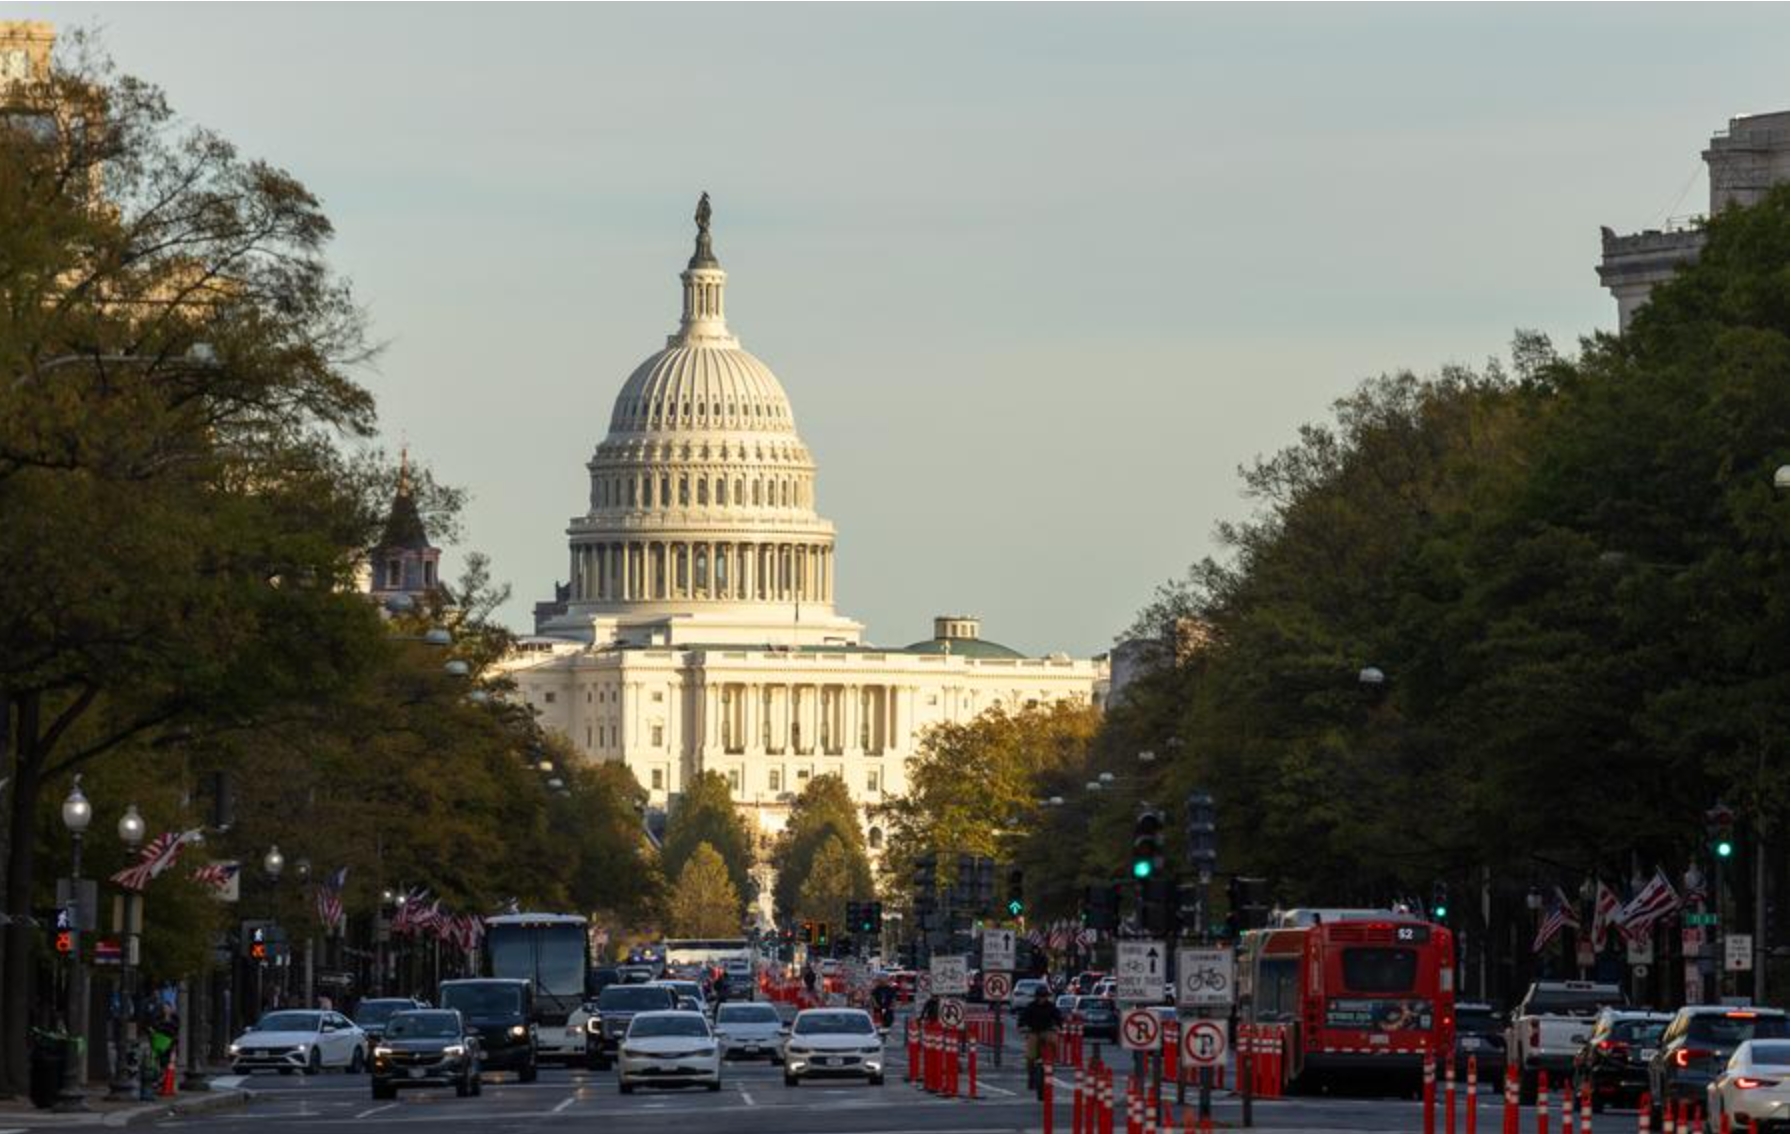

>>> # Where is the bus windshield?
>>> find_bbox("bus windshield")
[487,920,586,999]
[1341,948,1418,993]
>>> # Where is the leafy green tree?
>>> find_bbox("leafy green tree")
[794,835,857,933]
[772,774,871,922]
[667,843,741,937]
[661,771,754,912]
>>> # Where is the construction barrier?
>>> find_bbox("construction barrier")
[1637,1091,1651,1134]
[1042,1060,1055,1134]
[1466,1055,1479,1134]
[1424,1050,1437,1134]
[1504,1065,1521,1134]
[1445,1052,1457,1134]
[1236,1022,1286,1098]
[1537,1070,1551,1134]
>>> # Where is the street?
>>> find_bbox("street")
[132,1023,1654,1134]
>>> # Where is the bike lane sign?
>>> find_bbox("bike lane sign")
[1176,947,1235,1008]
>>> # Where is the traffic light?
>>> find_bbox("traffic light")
[1707,804,1736,859]
[1132,809,1164,879]
[913,852,938,931]
[1185,790,1217,882]
[249,925,268,961]
[1006,867,1025,917]
[1141,874,1175,936]
[867,901,882,934]
[848,901,878,935]
[1431,881,1449,921]
[816,922,830,948]
[800,920,815,944]
[974,857,996,914]
[54,930,73,954]
[1084,883,1119,931]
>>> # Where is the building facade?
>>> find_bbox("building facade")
[1597,111,1788,331]
[502,201,1107,902]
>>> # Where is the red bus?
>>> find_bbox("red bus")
[1238,909,1456,1090]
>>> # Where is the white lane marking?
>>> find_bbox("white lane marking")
[980,1082,1017,1097]
[354,1103,398,1119]
[552,1096,576,1113]
[739,1088,756,1106]
[208,1074,248,1090]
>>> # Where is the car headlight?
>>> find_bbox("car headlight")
[586,1018,603,1034]
[861,1045,883,1055]
[443,1045,465,1058]
[620,1046,641,1058]
[294,1044,310,1054]
[373,1046,393,1058]
[509,1025,527,1038]
[227,1043,241,1056]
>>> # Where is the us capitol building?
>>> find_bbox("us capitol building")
[501,198,1107,883]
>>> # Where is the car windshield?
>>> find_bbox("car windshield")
[1528,989,1623,1015]
[630,1015,710,1038]
[386,1013,460,1039]
[1611,1020,1667,1044]
[1688,1014,1790,1045]
[1747,1041,1789,1067]
[441,984,522,1017]
[1456,1011,1502,1035]
[717,1005,779,1024]
[794,1012,874,1036]
[1077,997,1113,1013]
[601,986,675,1011]
[354,1002,411,1026]
[255,1012,320,1033]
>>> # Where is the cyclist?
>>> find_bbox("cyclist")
[1016,985,1064,1093]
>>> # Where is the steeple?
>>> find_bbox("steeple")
[670,192,736,348]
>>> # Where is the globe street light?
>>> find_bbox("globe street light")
[55,777,93,1111]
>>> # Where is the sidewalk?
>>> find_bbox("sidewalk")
[0,1082,250,1128]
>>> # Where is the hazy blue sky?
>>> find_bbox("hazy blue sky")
[22,4,1787,656]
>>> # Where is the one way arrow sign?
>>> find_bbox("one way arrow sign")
[1116,939,1166,1003]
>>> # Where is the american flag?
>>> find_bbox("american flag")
[1075,926,1097,948]
[391,888,430,935]
[191,861,241,890]
[412,899,444,937]
[315,867,348,934]
[1049,922,1071,951]
[1617,868,1680,943]
[1531,885,1581,954]
[1591,881,1622,951]
[111,829,201,892]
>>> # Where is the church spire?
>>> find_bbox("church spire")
[670,192,736,347]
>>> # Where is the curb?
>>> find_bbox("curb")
[105,1088,253,1127]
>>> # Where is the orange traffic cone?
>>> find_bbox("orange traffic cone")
[159,1061,177,1097]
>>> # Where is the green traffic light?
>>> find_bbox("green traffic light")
[1132,859,1153,879]
[1433,905,1448,919]
[1007,899,1024,917]
[1716,840,1734,858]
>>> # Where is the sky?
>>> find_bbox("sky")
[18,4,1787,656]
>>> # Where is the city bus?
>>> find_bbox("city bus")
[483,913,592,1063]
[1238,909,1456,1092]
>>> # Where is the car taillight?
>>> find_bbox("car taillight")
[1734,1077,1772,1090]
[1596,1040,1629,1055]
[1673,1048,1713,1068]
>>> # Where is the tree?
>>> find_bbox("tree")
[794,835,857,933]
[660,771,754,913]
[667,843,741,937]
[771,774,871,922]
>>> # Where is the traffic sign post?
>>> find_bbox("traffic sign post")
[1725,934,1754,972]
[1182,1018,1227,1121]
[982,971,1013,1002]
[1176,947,1235,1008]
[939,997,966,1030]
[981,929,1016,972]
[930,954,969,997]
[1116,939,1165,1003]
[1120,1007,1162,1051]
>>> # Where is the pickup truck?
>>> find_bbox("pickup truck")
[1505,980,1628,1099]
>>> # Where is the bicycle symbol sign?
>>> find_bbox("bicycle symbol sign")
[1176,947,1235,1008]
[1120,1008,1162,1051]
[1181,1019,1227,1068]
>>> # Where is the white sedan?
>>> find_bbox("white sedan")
[1707,1039,1788,1132]
[616,1010,722,1093]
[783,1008,884,1086]
[229,1009,367,1075]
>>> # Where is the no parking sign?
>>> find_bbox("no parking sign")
[1181,1018,1227,1068]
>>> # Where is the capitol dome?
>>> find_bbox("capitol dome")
[538,196,862,648]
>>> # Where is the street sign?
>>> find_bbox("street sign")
[1725,935,1754,972]
[1116,939,1166,1003]
[1181,1019,1227,1068]
[1120,1007,1162,1051]
[1576,940,1595,969]
[1626,936,1655,965]
[939,998,966,1029]
[1176,947,1235,1008]
[982,971,1013,1002]
[982,929,1016,972]
[1684,912,1720,928]
[930,954,969,996]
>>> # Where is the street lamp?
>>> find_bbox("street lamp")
[55,777,93,1111]
[106,805,145,1100]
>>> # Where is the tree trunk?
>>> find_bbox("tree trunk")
[1,693,44,1099]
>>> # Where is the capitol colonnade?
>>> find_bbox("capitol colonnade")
[568,539,834,604]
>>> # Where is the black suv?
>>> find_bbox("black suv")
[1573,1009,1670,1111]
[354,997,427,1052]
[1649,1006,1790,1115]
[370,1009,481,1099]
[586,983,678,1069]
[1454,1002,1508,1081]
[439,979,538,1082]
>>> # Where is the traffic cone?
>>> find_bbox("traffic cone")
[159,1060,177,1097]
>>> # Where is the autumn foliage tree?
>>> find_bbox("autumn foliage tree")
[668,843,742,937]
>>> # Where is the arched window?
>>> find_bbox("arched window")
[659,475,670,507]
[734,479,744,507]
[717,478,728,506]
[697,479,708,505]
[679,476,690,506]
[753,479,762,506]
[868,827,884,850]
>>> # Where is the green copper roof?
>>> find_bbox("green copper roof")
[899,636,1026,660]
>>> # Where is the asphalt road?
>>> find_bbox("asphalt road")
[143,1020,1653,1134]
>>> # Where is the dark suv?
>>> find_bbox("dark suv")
[1649,1006,1790,1114]
[1573,1008,1670,1111]
[439,979,538,1082]
[1454,1002,1508,1081]
[354,997,427,1052]
[370,1009,481,1099]
[586,983,678,1069]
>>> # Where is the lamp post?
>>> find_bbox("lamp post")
[262,846,283,1013]
[294,859,312,1009]
[105,805,145,1100]
[54,778,94,1111]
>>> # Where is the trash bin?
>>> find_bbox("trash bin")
[29,1029,70,1109]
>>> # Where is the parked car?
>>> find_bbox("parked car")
[1648,1005,1789,1116]
[1572,1009,1670,1111]
[353,998,427,1051]
[228,1009,367,1075]
[587,982,680,1069]
[1506,981,1628,1099]
[438,979,537,1082]
[1706,1039,1789,1133]
[1454,1002,1508,1081]
[1073,996,1119,1042]
[783,1008,885,1086]
[713,1001,787,1063]
[616,1010,722,1094]
[369,1009,481,1099]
